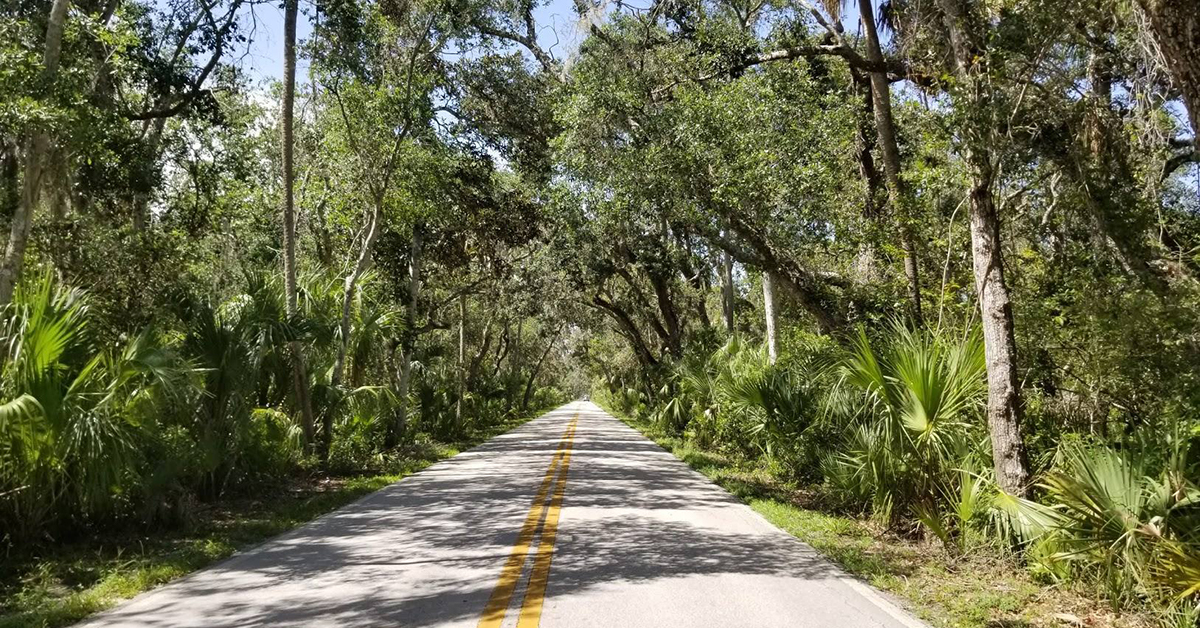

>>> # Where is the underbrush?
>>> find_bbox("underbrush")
[608,396,1174,628]
[597,323,1200,627]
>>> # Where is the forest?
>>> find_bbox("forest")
[1,0,1199,625]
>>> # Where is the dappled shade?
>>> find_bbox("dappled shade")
[78,404,916,628]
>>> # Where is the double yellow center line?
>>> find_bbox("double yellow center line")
[478,415,579,628]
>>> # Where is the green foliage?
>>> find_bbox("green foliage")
[0,403,551,628]
[823,323,985,527]
[0,274,194,537]
[0,262,571,547]
[624,319,1200,620]
[1036,444,1200,605]
[4,0,1200,625]
[618,334,835,478]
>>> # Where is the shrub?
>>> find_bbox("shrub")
[0,274,193,537]
[1039,443,1200,605]
[824,322,986,527]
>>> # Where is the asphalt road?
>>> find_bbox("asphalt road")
[80,401,927,628]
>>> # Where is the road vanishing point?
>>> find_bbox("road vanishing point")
[80,402,928,628]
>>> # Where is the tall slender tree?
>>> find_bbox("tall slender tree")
[455,292,467,430]
[762,271,779,364]
[281,0,318,452]
[935,0,1032,496]
[856,0,922,322]
[721,249,735,333]
[0,0,70,306]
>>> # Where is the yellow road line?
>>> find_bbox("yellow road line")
[478,416,578,628]
[515,432,572,628]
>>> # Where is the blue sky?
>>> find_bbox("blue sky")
[235,0,584,82]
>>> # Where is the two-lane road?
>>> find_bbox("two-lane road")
[81,402,926,627]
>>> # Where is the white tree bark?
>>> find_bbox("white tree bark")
[721,248,735,333]
[0,0,70,306]
[762,271,779,364]
[391,225,422,445]
[332,197,383,388]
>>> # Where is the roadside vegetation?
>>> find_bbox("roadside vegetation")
[1,394,553,628]
[598,328,1199,627]
[0,268,572,626]
[615,404,1160,627]
[2,0,581,618]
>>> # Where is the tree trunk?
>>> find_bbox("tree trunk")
[648,271,682,358]
[1,143,18,223]
[676,233,713,329]
[858,0,922,323]
[290,353,316,447]
[455,292,467,431]
[332,196,383,389]
[489,321,508,381]
[511,318,522,380]
[612,264,671,348]
[850,71,885,285]
[1136,0,1200,150]
[469,315,495,389]
[521,325,562,412]
[721,247,735,333]
[280,0,318,454]
[392,347,415,443]
[0,0,70,306]
[592,295,659,370]
[966,165,1033,497]
[937,0,1032,497]
[281,2,299,310]
[851,70,882,223]
[712,218,842,333]
[763,271,779,364]
[389,225,422,447]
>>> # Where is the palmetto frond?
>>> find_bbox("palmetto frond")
[0,273,203,528]
[837,322,983,454]
[1041,446,1151,556]
[990,487,1065,545]
[832,321,986,524]
[1152,540,1200,599]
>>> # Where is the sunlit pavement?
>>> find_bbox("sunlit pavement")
[79,401,927,628]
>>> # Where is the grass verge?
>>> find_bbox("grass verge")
[612,409,1155,628]
[0,408,551,628]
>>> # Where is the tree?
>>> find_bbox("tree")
[0,0,70,306]
[1135,0,1200,152]
[763,271,779,364]
[281,0,318,452]
[854,0,922,321]
[313,1,444,407]
[933,0,1031,496]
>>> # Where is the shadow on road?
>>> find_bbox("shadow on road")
[82,403,882,628]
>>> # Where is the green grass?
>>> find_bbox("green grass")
[0,408,548,628]
[614,411,1153,628]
